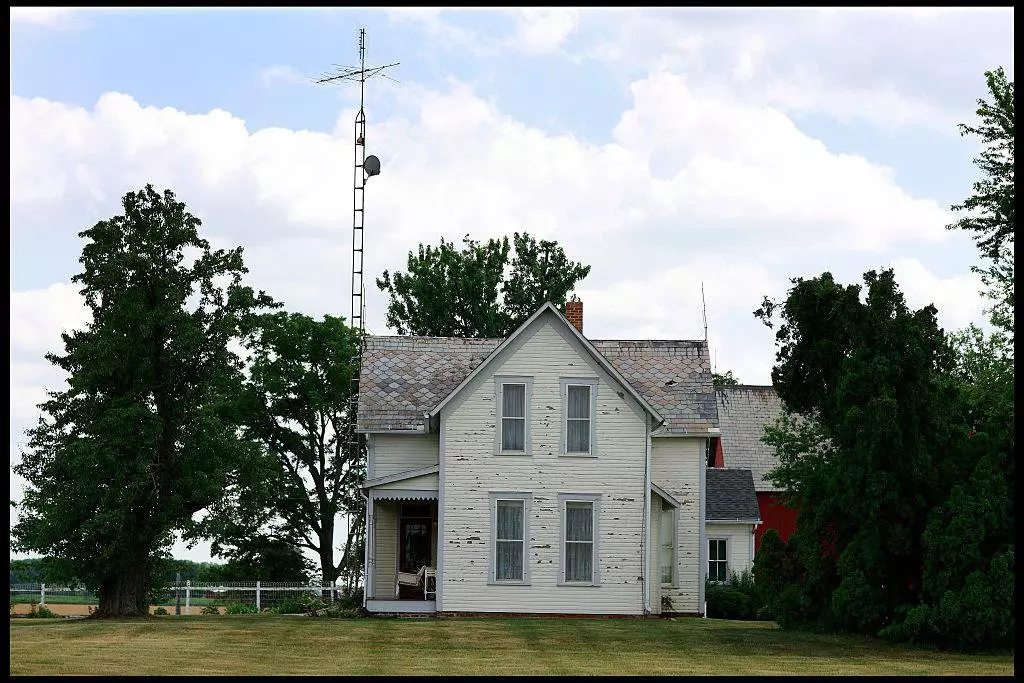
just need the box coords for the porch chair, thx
[394,565,437,600]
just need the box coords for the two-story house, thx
[357,301,757,616]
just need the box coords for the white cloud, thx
[10,283,89,356]
[888,256,988,333]
[259,65,310,88]
[9,7,83,29]
[511,9,579,54]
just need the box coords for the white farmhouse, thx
[357,301,759,616]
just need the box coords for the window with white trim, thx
[564,501,595,583]
[494,499,525,582]
[500,382,526,452]
[566,385,591,453]
[708,538,728,583]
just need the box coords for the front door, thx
[399,515,431,573]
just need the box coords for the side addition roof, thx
[716,385,784,492]
[705,468,761,522]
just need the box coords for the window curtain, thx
[502,384,526,451]
[566,385,590,452]
[565,501,594,581]
[495,500,524,580]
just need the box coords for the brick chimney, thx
[565,298,583,334]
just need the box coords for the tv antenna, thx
[701,281,708,343]
[315,28,399,341]
[314,30,398,545]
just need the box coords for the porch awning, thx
[370,488,438,502]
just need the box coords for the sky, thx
[9,7,1014,566]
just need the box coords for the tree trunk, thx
[94,562,150,618]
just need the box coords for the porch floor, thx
[366,599,437,614]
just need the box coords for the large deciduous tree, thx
[11,185,274,617]
[200,312,364,588]
[947,66,1014,340]
[376,232,591,337]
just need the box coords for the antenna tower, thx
[315,29,398,566]
[701,281,708,343]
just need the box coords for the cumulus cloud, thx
[511,9,580,54]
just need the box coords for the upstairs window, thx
[500,383,526,452]
[566,385,591,453]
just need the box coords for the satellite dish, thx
[364,155,381,178]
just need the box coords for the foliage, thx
[199,311,363,586]
[9,558,53,584]
[712,370,740,388]
[200,538,313,583]
[946,67,1014,340]
[24,604,59,619]
[224,603,259,615]
[376,232,590,337]
[201,605,221,615]
[10,185,276,617]
[153,607,169,615]
[704,570,767,621]
[269,597,310,615]
[754,265,1014,649]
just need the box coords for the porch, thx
[365,488,439,613]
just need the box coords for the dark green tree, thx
[199,312,364,587]
[200,537,313,583]
[11,185,275,617]
[754,270,965,634]
[712,370,740,388]
[377,232,590,337]
[947,67,1014,340]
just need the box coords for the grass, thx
[8,615,1014,676]
[11,595,222,606]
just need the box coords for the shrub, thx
[706,583,751,620]
[270,598,308,615]
[25,604,58,619]
[153,607,169,615]
[201,605,220,615]
[225,603,259,615]
[336,587,363,610]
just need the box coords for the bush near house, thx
[706,570,771,621]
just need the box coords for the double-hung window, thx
[708,538,728,583]
[558,494,601,585]
[496,377,531,454]
[561,378,597,455]
[490,493,530,584]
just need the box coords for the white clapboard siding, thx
[441,314,648,615]
[370,434,440,479]
[651,436,704,614]
[706,523,755,578]
[376,472,439,491]
[372,502,398,599]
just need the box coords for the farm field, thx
[9,615,1014,676]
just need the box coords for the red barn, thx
[713,385,798,552]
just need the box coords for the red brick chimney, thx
[565,298,583,334]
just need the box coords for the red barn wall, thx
[755,492,798,552]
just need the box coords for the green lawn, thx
[9,615,1013,676]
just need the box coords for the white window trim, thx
[707,537,729,584]
[557,492,601,586]
[488,492,532,585]
[559,377,598,457]
[494,376,533,456]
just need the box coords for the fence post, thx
[175,572,181,616]
[256,581,261,611]
[185,580,191,616]
[40,583,46,606]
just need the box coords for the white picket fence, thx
[10,581,347,614]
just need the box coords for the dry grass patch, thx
[9,615,1014,676]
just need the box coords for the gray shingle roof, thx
[705,468,760,521]
[716,385,784,492]
[357,336,717,434]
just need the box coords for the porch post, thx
[365,494,375,603]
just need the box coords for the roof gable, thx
[428,303,665,425]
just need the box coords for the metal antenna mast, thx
[315,29,398,588]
